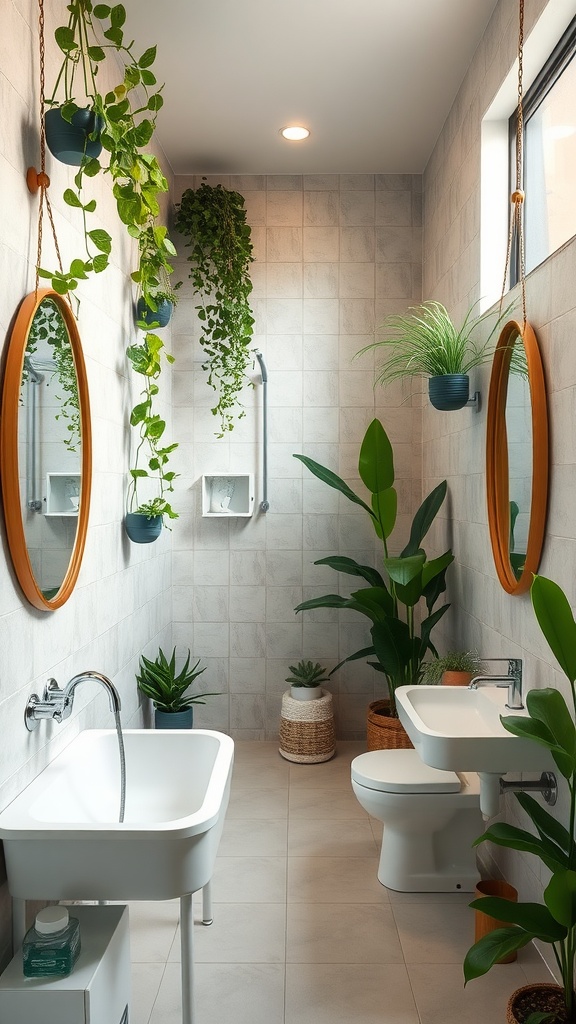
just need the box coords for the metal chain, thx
[500,0,527,328]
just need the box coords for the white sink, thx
[395,685,553,774]
[0,729,234,901]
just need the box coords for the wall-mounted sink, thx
[395,684,553,775]
[0,728,234,901]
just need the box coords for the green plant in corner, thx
[294,418,454,716]
[126,330,179,524]
[464,575,576,1024]
[136,647,219,714]
[174,181,255,436]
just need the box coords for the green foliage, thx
[126,331,178,524]
[286,660,330,688]
[27,299,80,452]
[136,647,219,713]
[423,650,483,684]
[41,1,176,307]
[294,418,453,715]
[463,575,576,1022]
[174,181,255,436]
[359,300,512,385]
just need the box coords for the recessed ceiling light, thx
[280,125,310,141]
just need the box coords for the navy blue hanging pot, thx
[45,107,104,166]
[124,512,162,544]
[136,297,174,328]
[428,374,470,411]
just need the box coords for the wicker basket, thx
[506,983,566,1023]
[279,689,335,763]
[366,699,413,751]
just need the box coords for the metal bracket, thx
[466,391,481,412]
[500,771,557,806]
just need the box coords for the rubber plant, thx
[126,330,178,525]
[174,181,255,436]
[464,575,576,1024]
[294,418,454,716]
[39,0,177,309]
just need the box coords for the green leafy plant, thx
[126,330,178,524]
[286,660,330,688]
[294,419,454,716]
[359,300,513,385]
[423,650,483,684]
[174,181,255,436]
[464,575,576,1023]
[39,1,176,306]
[136,647,219,713]
[27,298,80,452]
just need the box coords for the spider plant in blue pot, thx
[464,575,576,1023]
[136,647,220,729]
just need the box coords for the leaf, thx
[350,586,395,621]
[474,822,568,872]
[139,45,157,68]
[358,419,394,494]
[503,690,576,779]
[93,254,109,273]
[544,869,576,928]
[54,25,77,53]
[294,454,374,516]
[87,45,105,61]
[63,189,82,208]
[372,487,397,540]
[515,792,571,853]
[93,4,111,17]
[314,556,385,587]
[384,553,425,587]
[83,199,97,213]
[468,897,567,941]
[295,595,353,613]
[401,480,448,557]
[88,229,112,254]
[464,927,533,983]
[531,575,576,683]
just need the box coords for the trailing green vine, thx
[174,181,255,436]
[27,299,80,453]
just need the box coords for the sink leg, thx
[202,882,213,925]
[180,894,195,1024]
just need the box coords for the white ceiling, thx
[123,0,500,176]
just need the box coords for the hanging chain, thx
[500,0,527,328]
[34,0,65,297]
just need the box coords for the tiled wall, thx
[170,173,423,740]
[421,0,576,932]
[0,0,173,964]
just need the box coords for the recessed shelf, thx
[201,474,254,517]
[44,472,80,516]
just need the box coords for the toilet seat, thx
[351,748,462,794]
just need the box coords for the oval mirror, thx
[486,320,548,595]
[0,290,92,610]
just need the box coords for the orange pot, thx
[474,879,518,964]
[442,670,473,686]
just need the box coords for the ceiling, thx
[123,0,500,176]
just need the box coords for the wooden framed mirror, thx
[0,289,92,610]
[486,319,548,595]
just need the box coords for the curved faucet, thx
[468,658,523,710]
[25,671,121,731]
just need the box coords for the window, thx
[510,16,576,282]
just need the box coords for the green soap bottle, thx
[22,905,81,978]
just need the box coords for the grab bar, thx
[255,352,269,512]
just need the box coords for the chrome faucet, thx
[468,658,523,710]
[25,671,121,731]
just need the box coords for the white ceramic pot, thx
[290,685,322,701]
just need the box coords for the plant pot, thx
[290,685,322,701]
[45,107,103,166]
[428,373,470,411]
[124,512,162,544]
[366,699,413,751]
[442,670,474,686]
[154,708,193,729]
[506,983,568,1023]
[136,297,173,328]
[474,879,518,964]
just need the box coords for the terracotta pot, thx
[506,983,569,1023]
[474,879,518,963]
[442,670,474,686]
[366,699,413,751]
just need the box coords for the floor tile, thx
[288,817,378,858]
[126,900,180,962]
[286,903,404,963]
[288,781,365,818]
[130,962,165,1024]
[287,856,388,903]
[227,783,289,818]
[150,962,286,1024]
[285,963,419,1024]
[218,817,288,856]
[210,855,287,902]
[408,962,530,1024]
[169,903,287,963]
[393,902,476,963]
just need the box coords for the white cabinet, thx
[201,474,254,517]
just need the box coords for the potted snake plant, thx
[136,647,220,729]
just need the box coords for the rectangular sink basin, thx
[0,729,234,902]
[395,685,554,774]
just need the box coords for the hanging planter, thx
[124,512,162,544]
[428,373,470,411]
[44,106,103,166]
[136,296,174,329]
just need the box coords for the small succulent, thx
[136,647,219,713]
[286,660,330,688]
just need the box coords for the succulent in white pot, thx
[286,660,329,701]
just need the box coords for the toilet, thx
[351,748,483,892]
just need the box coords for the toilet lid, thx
[351,749,462,793]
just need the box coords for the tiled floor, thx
[128,741,553,1024]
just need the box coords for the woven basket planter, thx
[506,983,567,1023]
[366,699,413,751]
[279,689,335,763]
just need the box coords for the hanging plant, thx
[38,0,176,307]
[125,329,179,530]
[26,298,80,453]
[174,181,255,436]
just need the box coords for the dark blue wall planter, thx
[124,512,162,544]
[136,297,173,328]
[45,107,104,166]
[154,708,193,729]
[428,374,470,411]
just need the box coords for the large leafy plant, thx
[39,0,176,307]
[464,575,576,1023]
[174,182,255,436]
[294,418,454,715]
